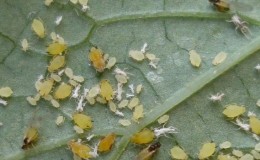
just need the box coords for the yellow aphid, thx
[50,73,61,82]
[212,52,227,66]
[128,97,139,110]
[48,55,65,72]
[136,84,143,94]
[38,79,54,96]
[131,128,155,144]
[89,47,106,72]
[133,105,144,122]
[106,57,117,69]
[170,146,188,160]
[157,115,169,124]
[98,133,116,152]
[44,0,53,6]
[251,150,260,160]
[232,149,243,157]
[198,142,216,159]
[115,74,128,84]
[79,0,88,5]
[26,96,37,106]
[68,140,92,159]
[100,80,114,101]
[22,127,38,149]
[73,113,92,130]
[136,142,161,160]
[70,0,78,4]
[109,101,117,112]
[129,50,145,61]
[56,115,65,126]
[223,104,246,118]
[249,116,260,134]
[50,99,60,108]
[31,19,45,38]
[21,39,29,52]
[65,67,74,79]
[118,119,131,127]
[96,96,107,104]
[0,87,13,98]
[72,75,84,83]
[47,42,67,56]
[219,141,232,149]
[88,85,100,98]
[189,50,201,68]
[118,99,129,108]
[73,125,84,134]
[54,83,72,99]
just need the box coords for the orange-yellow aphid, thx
[170,146,188,160]
[22,127,38,149]
[68,140,92,159]
[72,113,93,130]
[0,87,13,98]
[89,47,106,72]
[198,142,216,159]
[223,104,246,119]
[47,42,67,56]
[118,119,131,127]
[131,128,155,144]
[157,115,169,124]
[54,83,72,99]
[38,79,54,96]
[136,142,161,160]
[47,55,65,72]
[249,116,260,134]
[189,50,201,68]
[21,39,29,52]
[32,19,45,38]
[98,133,116,152]
[100,80,114,101]
[212,52,227,66]
[133,105,144,122]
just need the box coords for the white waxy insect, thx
[126,93,135,98]
[118,119,131,127]
[96,96,106,104]
[86,95,95,105]
[154,126,177,138]
[251,150,260,159]
[115,110,124,117]
[128,97,139,110]
[227,14,251,39]
[44,0,54,6]
[56,115,65,126]
[128,84,134,94]
[141,43,148,53]
[212,52,227,66]
[157,115,169,124]
[72,85,81,99]
[118,99,128,108]
[255,64,260,71]
[86,134,95,141]
[109,101,117,112]
[51,99,60,108]
[129,50,145,62]
[74,125,84,134]
[76,96,85,112]
[232,149,244,157]
[65,67,74,79]
[255,143,260,152]
[21,39,29,52]
[50,73,61,82]
[88,85,100,98]
[219,141,232,149]
[209,92,225,102]
[115,74,128,84]
[55,16,63,26]
[106,57,117,69]
[132,105,144,122]
[189,50,201,67]
[234,118,250,131]
[136,84,143,94]
[116,83,123,101]
[114,67,129,77]
[68,79,79,87]
[0,98,7,106]
[72,75,85,83]
[26,96,37,106]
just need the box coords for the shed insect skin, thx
[136,142,161,160]
[227,14,251,39]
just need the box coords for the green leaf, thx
[1,0,260,159]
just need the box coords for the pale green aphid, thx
[128,97,139,110]
[189,50,201,68]
[198,142,216,159]
[118,99,129,108]
[118,119,131,127]
[115,74,128,84]
[0,87,13,98]
[21,39,29,52]
[170,146,188,160]
[109,101,117,112]
[106,57,117,69]
[32,19,45,38]
[219,141,232,149]
[232,149,244,157]
[212,52,227,66]
[132,105,144,122]
[223,104,246,119]
[157,115,169,124]
[56,115,65,126]
[129,50,145,61]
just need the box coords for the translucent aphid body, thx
[223,104,246,118]
[47,42,67,56]
[133,105,144,122]
[100,80,114,101]
[198,142,216,159]
[250,116,260,134]
[38,79,54,96]
[89,47,106,72]
[73,113,92,130]
[0,87,13,98]
[136,142,161,160]
[54,83,72,99]
[48,55,65,72]
[68,140,92,159]
[170,146,188,160]
[32,19,45,38]
[157,115,169,124]
[129,50,145,62]
[21,39,29,52]
[22,127,38,149]
[131,128,155,144]
[118,119,131,126]
[98,133,116,152]
[189,50,201,67]
[212,52,227,66]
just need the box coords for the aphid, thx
[74,125,84,134]
[209,92,225,102]
[145,53,156,61]
[22,127,39,149]
[136,84,143,94]
[157,115,169,124]
[47,42,67,56]
[249,116,260,134]
[255,143,260,152]
[212,52,227,66]
[55,15,63,26]
[109,101,117,112]
[50,73,61,82]
[128,84,135,94]
[71,85,81,99]
[54,83,72,99]
[128,97,139,110]
[255,64,260,71]
[189,50,201,68]
[86,95,96,105]
[37,79,54,96]
[209,0,230,12]
[56,115,65,126]
[79,0,89,12]
[98,133,116,152]
[141,43,148,53]
[118,99,129,108]
[73,113,92,130]
[68,140,92,159]
[240,154,253,160]
[153,126,177,138]
[104,53,110,61]
[116,83,123,101]
[96,96,107,104]
[72,75,84,83]
[115,74,128,84]
[65,67,74,79]
[76,96,85,112]
[118,119,131,127]
[132,105,144,122]
[129,50,145,62]
[0,98,7,106]
[251,150,260,159]
[26,96,37,106]
[31,19,45,38]
[232,149,244,157]
[170,146,188,160]
[227,14,251,38]
[88,85,100,98]
[136,142,161,160]
[50,99,60,108]
[44,0,54,6]
[21,39,29,52]
[42,94,53,101]
[131,128,155,144]
[89,47,106,72]
[69,80,79,87]
[198,142,216,159]
[222,104,246,119]
[106,57,117,69]
[47,55,66,72]
[217,154,237,160]
[0,87,13,98]
[219,141,232,149]
[50,32,65,44]
[100,80,114,101]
